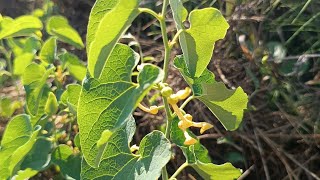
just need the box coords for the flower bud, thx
[161,86,173,97]
[149,106,159,114]
[183,131,197,145]
[176,87,191,100]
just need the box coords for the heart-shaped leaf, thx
[170,2,229,78]
[81,116,171,180]
[87,0,141,78]
[78,44,163,167]
[174,56,248,131]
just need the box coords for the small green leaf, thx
[59,52,86,81]
[0,15,42,39]
[78,44,163,167]
[52,145,81,180]
[192,162,242,180]
[60,84,82,113]
[7,37,41,57]
[22,63,55,116]
[81,117,171,180]
[39,37,57,64]
[45,92,58,115]
[170,4,229,77]
[46,16,84,49]
[0,97,22,117]
[0,115,41,179]
[174,56,248,130]
[87,0,141,78]
[13,53,34,75]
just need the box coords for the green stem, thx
[180,95,194,110]
[138,8,161,21]
[169,29,184,48]
[160,1,171,180]
[169,162,188,180]
[160,0,171,82]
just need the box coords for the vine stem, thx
[169,162,188,180]
[159,1,172,180]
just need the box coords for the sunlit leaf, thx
[22,63,55,116]
[46,16,84,49]
[59,52,86,81]
[0,115,41,179]
[174,56,248,130]
[81,117,171,180]
[39,37,57,64]
[13,53,34,75]
[0,15,42,39]
[170,3,229,77]
[60,84,82,113]
[87,0,141,78]
[45,92,58,115]
[78,44,163,167]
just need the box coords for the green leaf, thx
[0,115,41,179]
[46,16,84,49]
[59,52,86,81]
[174,56,248,130]
[60,84,82,113]
[78,44,163,167]
[0,97,22,117]
[52,145,81,180]
[39,37,57,64]
[18,139,52,179]
[45,92,58,115]
[192,162,242,180]
[0,15,42,39]
[81,117,171,180]
[13,53,35,75]
[7,37,41,57]
[170,4,229,77]
[13,168,38,180]
[170,117,241,179]
[22,63,55,116]
[87,0,141,78]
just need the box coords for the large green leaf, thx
[81,116,171,180]
[52,145,81,180]
[22,63,55,116]
[46,16,84,49]
[39,37,57,64]
[59,52,86,81]
[170,3,229,78]
[78,44,163,167]
[87,0,141,78]
[0,115,41,179]
[170,117,241,180]
[0,15,42,39]
[174,56,248,131]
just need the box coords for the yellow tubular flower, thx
[184,114,193,121]
[176,87,191,100]
[178,120,193,130]
[138,103,159,115]
[183,131,197,145]
[200,123,214,134]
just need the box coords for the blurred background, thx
[0,0,320,179]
